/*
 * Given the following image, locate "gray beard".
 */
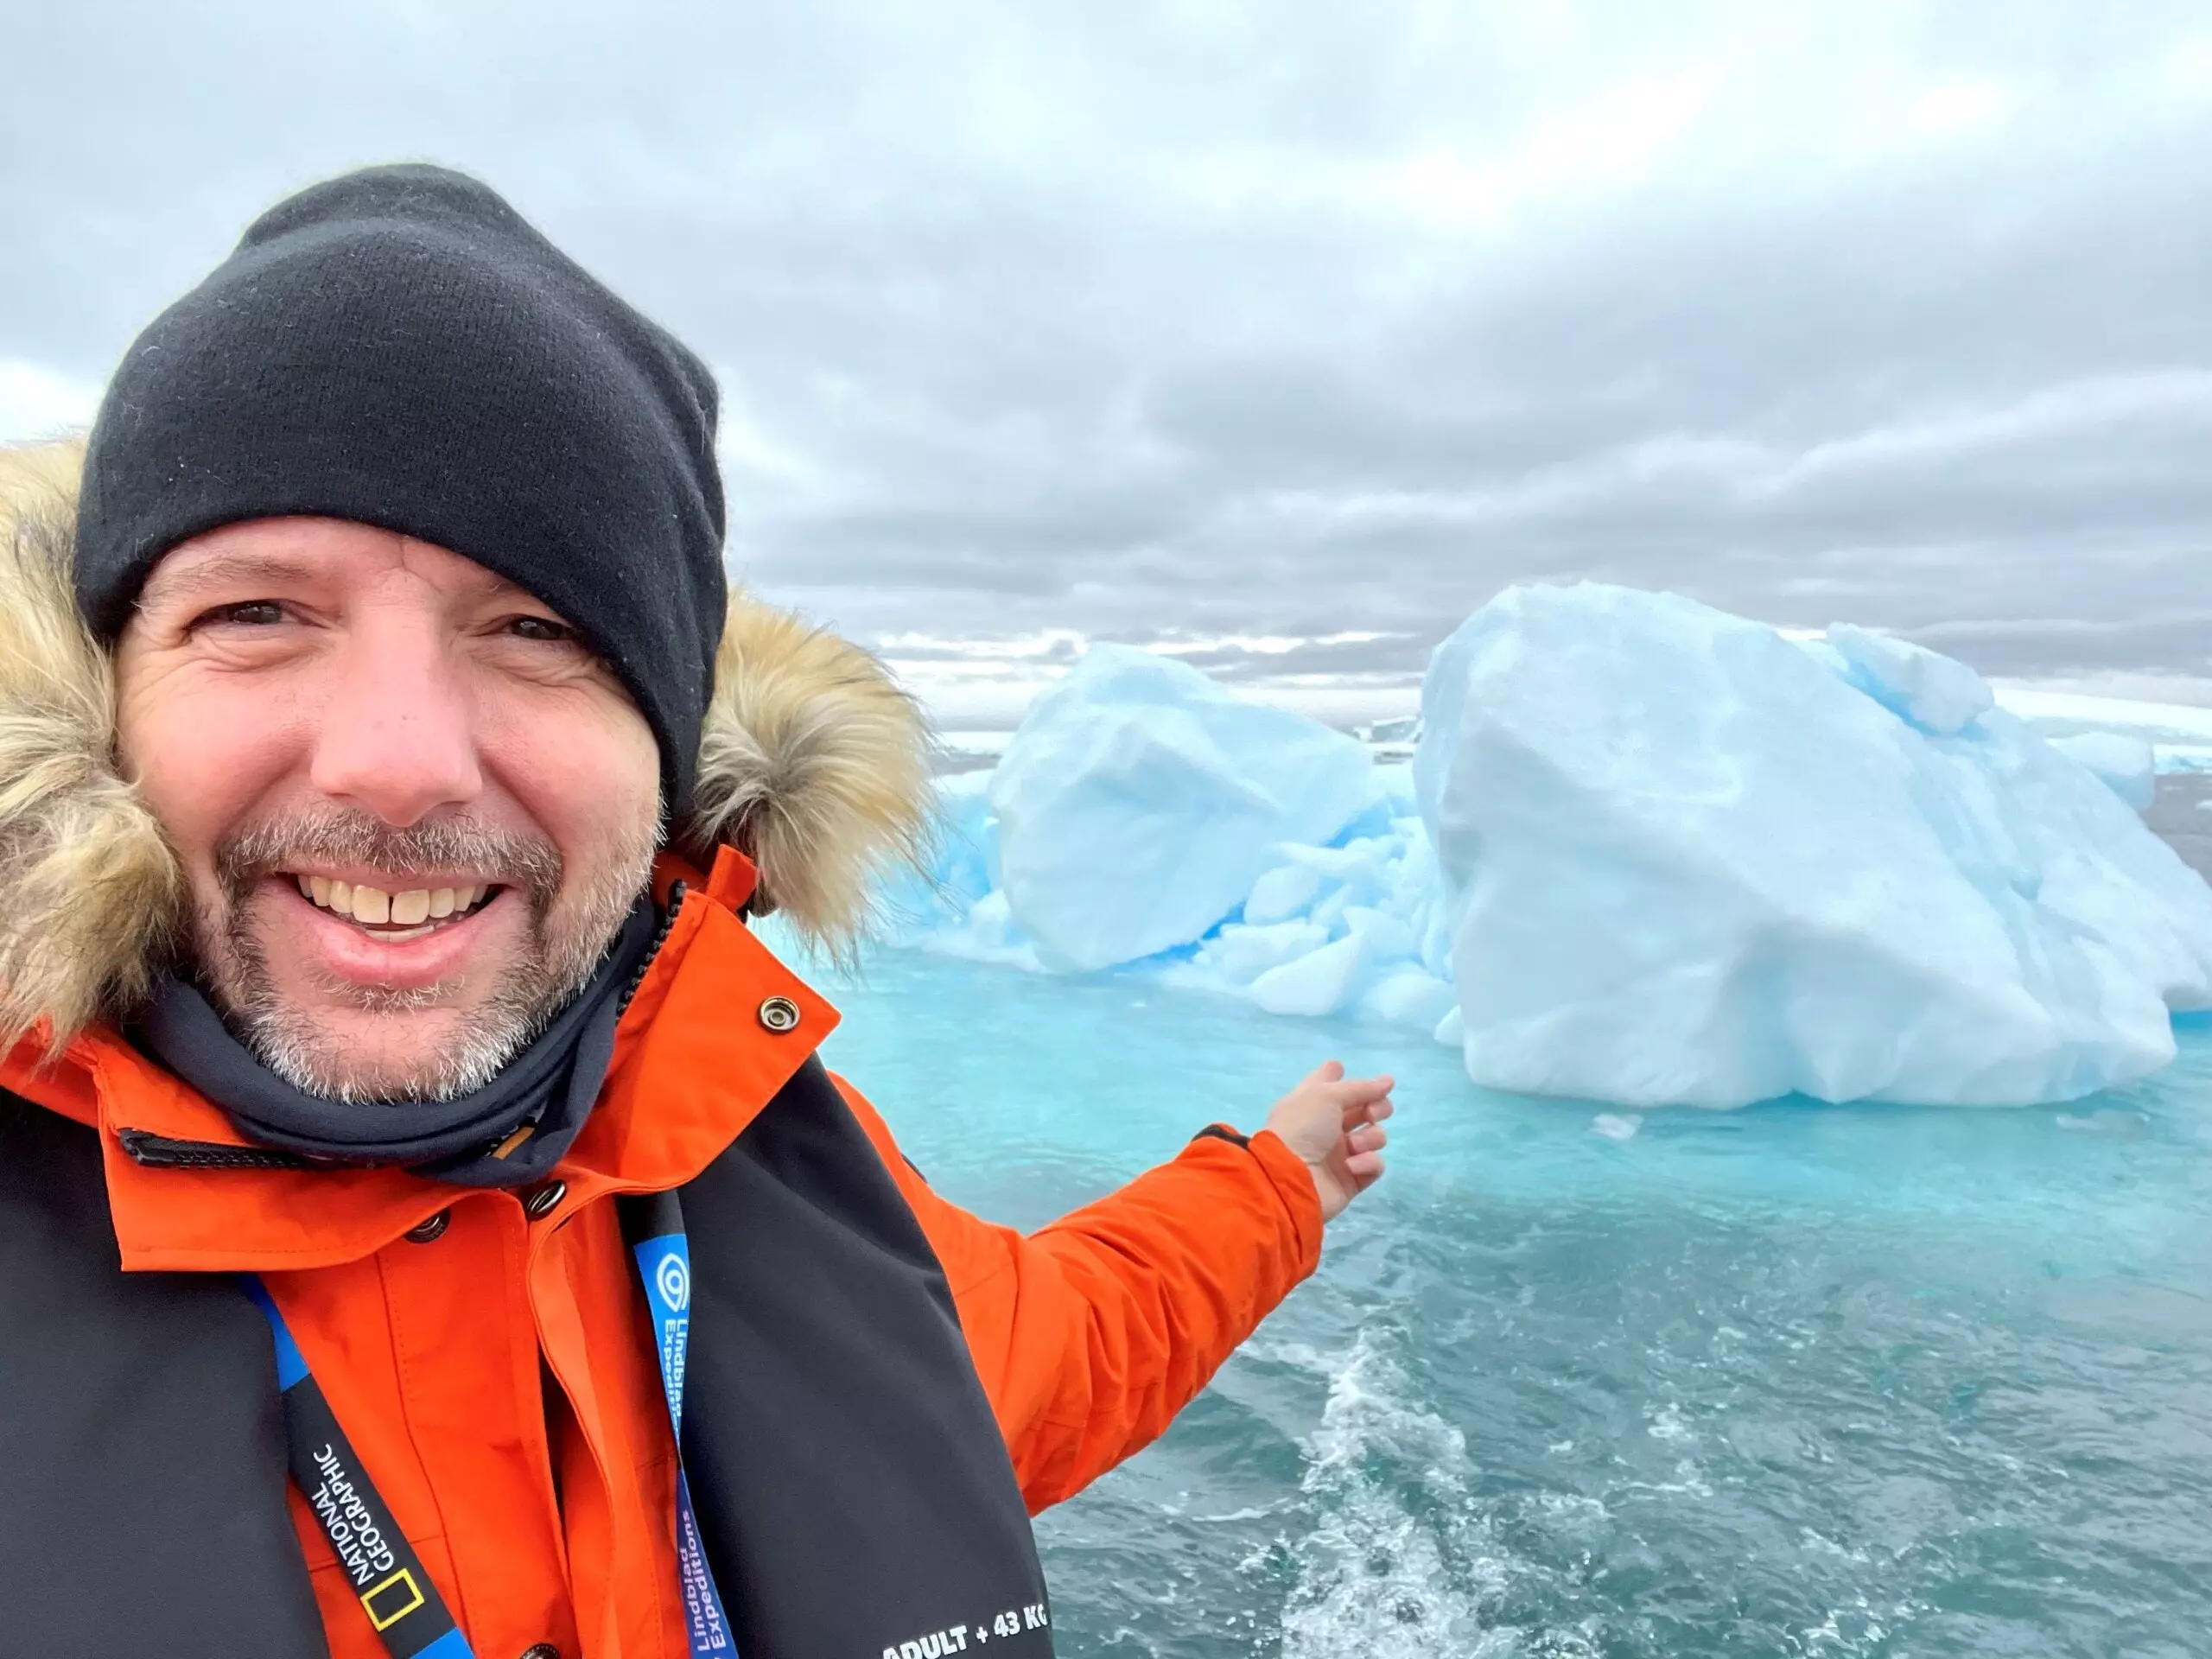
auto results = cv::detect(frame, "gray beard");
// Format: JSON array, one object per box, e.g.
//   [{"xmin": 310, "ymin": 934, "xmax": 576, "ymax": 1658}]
[{"xmin": 197, "ymin": 809, "xmax": 658, "ymax": 1103}]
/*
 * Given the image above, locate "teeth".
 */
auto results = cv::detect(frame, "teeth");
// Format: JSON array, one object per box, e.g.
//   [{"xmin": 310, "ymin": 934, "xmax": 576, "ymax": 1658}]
[{"xmin": 296, "ymin": 875, "xmax": 493, "ymax": 925}]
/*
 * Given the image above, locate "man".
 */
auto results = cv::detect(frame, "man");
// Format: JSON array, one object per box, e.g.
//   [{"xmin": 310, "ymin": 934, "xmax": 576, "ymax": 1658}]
[{"xmin": 0, "ymin": 165, "xmax": 1392, "ymax": 1659}]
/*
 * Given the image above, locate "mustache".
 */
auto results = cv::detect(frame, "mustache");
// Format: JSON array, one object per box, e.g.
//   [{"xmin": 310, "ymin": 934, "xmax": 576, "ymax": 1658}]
[{"xmin": 212, "ymin": 809, "xmax": 564, "ymax": 917}]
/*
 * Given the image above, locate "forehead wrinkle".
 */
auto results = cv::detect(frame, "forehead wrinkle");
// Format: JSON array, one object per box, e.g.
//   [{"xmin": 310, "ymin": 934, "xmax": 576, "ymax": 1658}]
[{"xmin": 393, "ymin": 534, "xmax": 530, "ymax": 605}]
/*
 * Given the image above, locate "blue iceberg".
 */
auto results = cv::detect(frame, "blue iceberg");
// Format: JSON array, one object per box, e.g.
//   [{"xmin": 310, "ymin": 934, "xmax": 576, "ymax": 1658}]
[
  {"xmin": 891, "ymin": 587, "xmax": 2212, "ymax": 1110},
  {"xmin": 986, "ymin": 646, "xmax": 1375, "ymax": 971},
  {"xmin": 1416, "ymin": 584, "xmax": 2212, "ymax": 1108}
]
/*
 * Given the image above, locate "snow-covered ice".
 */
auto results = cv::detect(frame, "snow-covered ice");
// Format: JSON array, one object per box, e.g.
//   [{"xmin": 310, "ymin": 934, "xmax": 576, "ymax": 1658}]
[{"xmin": 891, "ymin": 587, "xmax": 2212, "ymax": 1111}]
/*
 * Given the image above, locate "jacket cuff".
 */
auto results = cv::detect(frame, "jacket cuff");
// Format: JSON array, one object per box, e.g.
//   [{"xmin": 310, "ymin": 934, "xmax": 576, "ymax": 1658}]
[{"xmin": 1187, "ymin": 1123, "xmax": 1324, "ymax": 1276}]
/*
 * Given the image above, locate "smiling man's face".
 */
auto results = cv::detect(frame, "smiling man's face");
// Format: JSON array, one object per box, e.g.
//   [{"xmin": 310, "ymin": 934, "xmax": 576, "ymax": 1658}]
[{"xmin": 115, "ymin": 517, "xmax": 663, "ymax": 1103}]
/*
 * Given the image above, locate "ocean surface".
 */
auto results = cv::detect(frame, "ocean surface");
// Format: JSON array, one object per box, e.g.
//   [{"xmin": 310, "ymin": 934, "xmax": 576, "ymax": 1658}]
[{"xmin": 812, "ymin": 945, "xmax": 2212, "ymax": 1659}]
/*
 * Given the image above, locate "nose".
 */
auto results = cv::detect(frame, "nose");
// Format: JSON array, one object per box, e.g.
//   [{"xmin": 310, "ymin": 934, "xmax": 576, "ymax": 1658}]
[{"xmin": 307, "ymin": 610, "xmax": 484, "ymax": 827}]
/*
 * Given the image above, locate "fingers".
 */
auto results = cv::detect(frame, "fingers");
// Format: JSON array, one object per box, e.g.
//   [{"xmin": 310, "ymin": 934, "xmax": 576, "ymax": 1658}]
[
  {"xmin": 1343, "ymin": 1149, "xmax": 1385, "ymax": 1185},
  {"xmin": 1342, "ymin": 1092, "xmax": 1394, "ymax": 1129},
  {"xmin": 1346, "ymin": 1120, "xmax": 1388, "ymax": 1155},
  {"xmin": 1304, "ymin": 1064, "xmax": 1390, "ymax": 1099}
]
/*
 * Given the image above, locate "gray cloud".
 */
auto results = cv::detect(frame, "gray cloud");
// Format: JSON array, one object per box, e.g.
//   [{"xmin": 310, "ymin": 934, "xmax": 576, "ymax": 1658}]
[{"xmin": 8, "ymin": 1, "xmax": 2212, "ymax": 721}]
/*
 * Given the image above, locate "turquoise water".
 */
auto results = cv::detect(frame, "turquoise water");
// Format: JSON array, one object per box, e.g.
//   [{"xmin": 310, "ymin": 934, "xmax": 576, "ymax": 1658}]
[{"xmin": 812, "ymin": 947, "xmax": 2212, "ymax": 1658}]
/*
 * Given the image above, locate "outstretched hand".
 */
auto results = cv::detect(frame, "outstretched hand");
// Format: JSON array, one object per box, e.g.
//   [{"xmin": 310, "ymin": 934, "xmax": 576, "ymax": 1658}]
[{"xmin": 1261, "ymin": 1060, "xmax": 1394, "ymax": 1223}]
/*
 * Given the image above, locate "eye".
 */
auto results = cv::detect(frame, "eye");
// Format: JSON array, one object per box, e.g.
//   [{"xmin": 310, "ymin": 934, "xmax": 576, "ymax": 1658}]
[
  {"xmin": 193, "ymin": 600, "xmax": 287, "ymax": 628},
  {"xmin": 504, "ymin": 614, "xmax": 578, "ymax": 644}
]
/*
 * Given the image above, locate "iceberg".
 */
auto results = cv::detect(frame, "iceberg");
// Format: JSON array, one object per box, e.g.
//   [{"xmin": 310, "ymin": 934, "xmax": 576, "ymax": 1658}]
[
  {"xmin": 987, "ymin": 646, "xmax": 1375, "ymax": 971},
  {"xmin": 2049, "ymin": 732, "xmax": 2158, "ymax": 813},
  {"xmin": 886, "ymin": 591, "xmax": 2212, "ymax": 1112},
  {"xmin": 1416, "ymin": 583, "xmax": 2212, "ymax": 1109}
]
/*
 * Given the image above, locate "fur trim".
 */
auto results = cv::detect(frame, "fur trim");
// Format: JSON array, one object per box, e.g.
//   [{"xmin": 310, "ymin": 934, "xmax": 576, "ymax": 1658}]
[
  {"xmin": 0, "ymin": 438, "xmax": 181, "ymax": 1052},
  {"xmin": 0, "ymin": 437, "xmax": 932, "ymax": 1047},
  {"xmin": 688, "ymin": 600, "xmax": 936, "ymax": 961}
]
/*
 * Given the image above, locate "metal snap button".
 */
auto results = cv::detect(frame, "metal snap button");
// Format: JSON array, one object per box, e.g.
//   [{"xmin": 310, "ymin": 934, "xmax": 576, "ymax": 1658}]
[
  {"xmin": 758, "ymin": 995, "xmax": 802, "ymax": 1033},
  {"xmin": 522, "ymin": 1180, "xmax": 567, "ymax": 1221},
  {"xmin": 403, "ymin": 1209, "xmax": 450, "ymax": 1244},
  {"xmin": 518, "ymin": 1645, "xmax": 563, "ymax": 1659}
]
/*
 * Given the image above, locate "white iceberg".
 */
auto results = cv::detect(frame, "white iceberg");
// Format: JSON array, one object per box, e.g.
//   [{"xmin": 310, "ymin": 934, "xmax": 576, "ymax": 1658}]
[
  {"xmin": 1193, "ymin": 918, "xmax": 1332, "ymax": 985},
  {"xmin": 1416, "ymin": 583, "xmax": 2212, "ymax": 1109},
  {"xmin": 1249, "ymin": 931, "xmax": 1366, "ymax": 1017},
  {"xmin": 988, "ymin": 645, "xmax": 1375, "ymax": 971}
]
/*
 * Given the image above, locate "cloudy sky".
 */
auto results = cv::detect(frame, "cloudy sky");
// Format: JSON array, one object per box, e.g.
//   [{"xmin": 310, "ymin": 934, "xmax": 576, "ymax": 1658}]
[{"xmin": 8, "ymin": 2, "xmax": 2212, "ymax": 726}]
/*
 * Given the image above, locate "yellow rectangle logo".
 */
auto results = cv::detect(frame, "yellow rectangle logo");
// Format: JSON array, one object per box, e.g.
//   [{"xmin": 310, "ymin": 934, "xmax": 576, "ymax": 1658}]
[{"xmin": 362, "ymin": 1567, "xmax": 426, "ymax": 1630}]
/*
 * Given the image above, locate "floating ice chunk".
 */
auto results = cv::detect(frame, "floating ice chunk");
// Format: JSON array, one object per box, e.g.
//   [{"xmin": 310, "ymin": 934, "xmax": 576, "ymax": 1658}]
[
  {"xmin": 989, "ymin": 646, "xmax": 1373, "ymax": 971},
  {"xmin": 1591, "ymin": 1114, "xmax": 1642, "ymax": 1141},
  {"xmin": 1250, "ymin": 933, "xmax": 1365, "ymax": 1017},
  {"xmin": 1360, "ymin": 964, "xmax": 1456, "ymax": 1029},
  {"xmin": 1417, "ymin": 582, "xmax": 2212, "ymax": 1109},
  {"xmin": 2050, "ymin": 732, "xmax": 2158, "ymax": 813},
  {"xmin": 1196, "ymin": 919, "xmax": 1332, "ymax": 985},
  {"xmin": 1432, "ymin": 1004, "xmax": 1464, "ymax": 1046},
  {"xmin": 1826, "ymin": 623, "xmax": 1994, "ymax": 736},
  {"xmin": 1243, "ymin": 862, "xmax": 1328, "ymax": 926}
]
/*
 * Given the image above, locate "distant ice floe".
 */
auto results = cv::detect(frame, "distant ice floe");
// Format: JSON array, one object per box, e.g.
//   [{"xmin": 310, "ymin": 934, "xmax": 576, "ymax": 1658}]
[{"xmin": 889, "ymin": 583, "xmax": 2212, "ymax": 1110}]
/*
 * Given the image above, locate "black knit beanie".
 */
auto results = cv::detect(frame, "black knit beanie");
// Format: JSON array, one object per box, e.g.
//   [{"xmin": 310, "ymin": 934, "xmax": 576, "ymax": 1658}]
[{"xmin": 76, "ymin": 163, "xmax": 728, "ymax": 814}]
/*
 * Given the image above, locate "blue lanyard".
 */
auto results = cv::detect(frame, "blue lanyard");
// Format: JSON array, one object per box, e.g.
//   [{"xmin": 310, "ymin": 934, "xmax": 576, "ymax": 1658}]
[
  {"xmin": 248, "ymin": 1189, "xmax": 738, "ymax": 1659},
  {"xmin": 624, "ymin": 1189, "xmax": 739, "ymax": 1656},
  {"xmin": 245, "ymin": 1275, "xmax": 475, "ymax": 1659}
]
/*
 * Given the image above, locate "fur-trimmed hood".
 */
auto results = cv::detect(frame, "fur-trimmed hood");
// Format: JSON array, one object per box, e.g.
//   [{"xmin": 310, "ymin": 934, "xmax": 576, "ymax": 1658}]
[{"xmin": 0, "ymin": 437, "xmax": 933, "ymax": 1051}]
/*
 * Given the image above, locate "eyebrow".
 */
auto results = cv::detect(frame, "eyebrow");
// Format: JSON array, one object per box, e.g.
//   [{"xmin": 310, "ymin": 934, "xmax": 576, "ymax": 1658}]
[
  {"xmin": 135, "ymin": 552, "xmax": 328, "ymax": 612},
  {"xmin": 135, "ymin": 548, "xmax": 530, "ymax": 612}
]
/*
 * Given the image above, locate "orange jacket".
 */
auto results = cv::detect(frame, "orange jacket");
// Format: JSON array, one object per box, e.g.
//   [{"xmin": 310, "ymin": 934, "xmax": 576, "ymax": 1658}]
[{"xmin": 0, "ymin": 849, "xmax": 1322, "ymax": 1659}]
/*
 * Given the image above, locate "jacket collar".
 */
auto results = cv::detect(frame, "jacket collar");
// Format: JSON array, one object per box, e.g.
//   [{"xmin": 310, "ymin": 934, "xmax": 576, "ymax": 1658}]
[{"xmin": 0, "ymin": 848, "xmax": 841, "ymax": 1272}]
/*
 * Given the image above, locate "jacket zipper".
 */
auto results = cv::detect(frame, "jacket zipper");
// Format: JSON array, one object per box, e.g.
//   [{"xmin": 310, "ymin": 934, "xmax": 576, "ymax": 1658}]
[
  {"xmin": 616, "ymin": 880, "xmax": 687, "ymax": 1020},
  {"xmin": 114, "ymin": 1129, "xmax": 313, "ymax": 1170}
]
